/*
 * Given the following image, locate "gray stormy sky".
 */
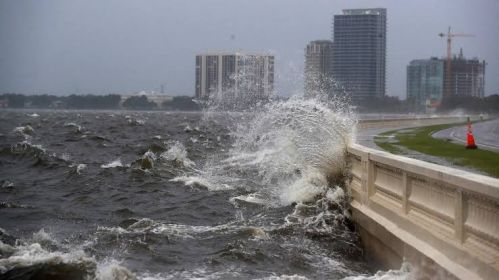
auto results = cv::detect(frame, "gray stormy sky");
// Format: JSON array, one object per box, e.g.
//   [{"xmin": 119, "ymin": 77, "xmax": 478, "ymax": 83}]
[{"xmin": 1, "ymin": 0, "xmax": 498, "ymax": 98}]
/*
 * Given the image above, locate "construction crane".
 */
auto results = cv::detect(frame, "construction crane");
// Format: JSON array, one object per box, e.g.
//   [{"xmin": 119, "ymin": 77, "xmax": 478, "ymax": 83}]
[{"xmin": 438, "ymin": 26, "xmax": 474, "ymax": 98}]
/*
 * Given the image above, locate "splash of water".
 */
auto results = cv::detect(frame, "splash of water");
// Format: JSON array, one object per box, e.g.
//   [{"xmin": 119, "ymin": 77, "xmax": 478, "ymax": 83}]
[{"xmin": 186, "ymin": 95, "xmax": 356, "ymax": 206}]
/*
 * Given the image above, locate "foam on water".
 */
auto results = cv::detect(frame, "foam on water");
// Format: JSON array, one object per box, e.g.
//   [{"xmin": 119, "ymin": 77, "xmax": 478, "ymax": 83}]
[
  {"xmin": 170, "ymin": 175, "xmax": 231, "ymax": 190},
  {"xmin": 0, "ymin": 230, "xmax": 94, "ymax": 274},
  {"xmin": 343, "ymin": 262, "xmax": 413, "ymax": 280},
  {"xmin": 0, "ymin": 228, "xmax": 136, "ymax": 279},
  {"xmin": 95, "ymin": 259, "xmax": 136, "ymax": 280},
  {"xmin": 13, "ymin": 126, "xmax": 35, "ymax": 140},
  {"xmin": 101, "ymin": 159, "xmax": 125, "ymax": 169},
  {"xmin": 76, "ymin": 163, "xmax": 87, "ymax": 174},
  {"xmin": 96, "ymin": 217, "xmax": 268, "ymax": 241}
]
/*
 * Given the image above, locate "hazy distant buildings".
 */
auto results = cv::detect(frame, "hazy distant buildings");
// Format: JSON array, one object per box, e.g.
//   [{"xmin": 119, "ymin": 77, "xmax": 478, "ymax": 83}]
[
  {"xmin": 407, "ymin": 58, "xmax": 444, "ymax": 111},
  {"xmin": 120, "ymin": 91, "xmax": 174, "ymax": 108},
  {"xmin": 407, "ymin": 50, "xmax": 485, "ymax": 111},
  {"xmin": 195, "ymin": 52, "xmax": 274, "ymax": 102},
  {"xmin": 331, "ymin": 8, "xmax": 386, "ymax": 100},
  {"xmin": 304, "ymin": 40, "xmax": 334, "ymax": 97},
  {"xmin": 445, "ymin": 50, "xmax": 485, "ymax": 98}
]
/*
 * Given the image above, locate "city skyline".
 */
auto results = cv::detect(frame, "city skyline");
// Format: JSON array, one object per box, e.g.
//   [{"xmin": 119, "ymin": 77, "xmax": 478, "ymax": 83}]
[{"xmin": 1, "ymin": 0, "xmax": 498, "ymax": 98}]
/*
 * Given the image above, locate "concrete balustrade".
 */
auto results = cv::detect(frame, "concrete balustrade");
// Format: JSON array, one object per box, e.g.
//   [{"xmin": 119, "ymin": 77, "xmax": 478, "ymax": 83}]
[{"xmin": 347, "ymin": 143, "xmax": 499, "ymax": 279}]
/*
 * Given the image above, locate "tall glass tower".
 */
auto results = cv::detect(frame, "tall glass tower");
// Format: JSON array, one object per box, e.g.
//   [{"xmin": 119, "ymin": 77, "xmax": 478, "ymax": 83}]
[
  {"xmin": 304, "ymin": 40, "xmax": 334, "ymax": 97},
  {"xmin": 331, "ymin": 8, "xmax": 386, "ymax": 100},
  {"xmin": 407, "ymin": 58, "xmax": 444, "ymax": 112}
]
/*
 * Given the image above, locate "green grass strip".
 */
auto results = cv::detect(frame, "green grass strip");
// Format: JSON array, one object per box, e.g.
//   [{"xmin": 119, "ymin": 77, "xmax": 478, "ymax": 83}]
[{"xmin": 374, "ymin": 122, "xmax": 499, "ymax": 178}]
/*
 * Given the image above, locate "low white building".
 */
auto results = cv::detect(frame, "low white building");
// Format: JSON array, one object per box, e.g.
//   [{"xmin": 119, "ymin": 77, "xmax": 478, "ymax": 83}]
[{"xmin": 120, "ymin": 91, "xmax": 174, "ymax": 108}]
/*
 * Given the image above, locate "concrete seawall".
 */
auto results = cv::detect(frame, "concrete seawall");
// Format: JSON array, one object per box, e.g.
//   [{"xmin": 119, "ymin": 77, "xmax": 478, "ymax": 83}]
[{"xmin": 346, "ymin": 144, "xmax": 499, "ymax": 279}]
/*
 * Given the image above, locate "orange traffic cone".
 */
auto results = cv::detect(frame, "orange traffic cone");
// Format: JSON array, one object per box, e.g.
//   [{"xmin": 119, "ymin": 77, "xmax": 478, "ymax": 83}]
[{"xmin": 466, "ymin": 122, "xmax": 477, "ymax": 149}]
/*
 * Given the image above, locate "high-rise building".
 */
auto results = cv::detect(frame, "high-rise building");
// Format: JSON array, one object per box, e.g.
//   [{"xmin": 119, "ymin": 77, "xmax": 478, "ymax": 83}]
[
  {"xmin": 331, "ymin": 8, "xmax": 386, "ymax": 100},
  {"xmin": 304, "ymin": 40, "xmax": 334, "ymax": 97},
  {"xmin": 195, "ymin": 52, "xmax": 274, "ymax": 102},
  {"xmin": 406, "ymin": 58, "xmax": 444, "ymax": 111},
  {"xmin": 444, "ymin": 50, "xmax": 485, "ymax": 98},
  {"xmin": 406, "ymin": 51, "xmax": 485, "ymax": 112}
]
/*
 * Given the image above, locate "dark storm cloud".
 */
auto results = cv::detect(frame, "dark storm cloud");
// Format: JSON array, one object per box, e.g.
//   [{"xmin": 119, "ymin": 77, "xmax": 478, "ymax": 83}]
[{"xmin": 1, "ymin": 0, "xmax": 498, "ymax": 97}]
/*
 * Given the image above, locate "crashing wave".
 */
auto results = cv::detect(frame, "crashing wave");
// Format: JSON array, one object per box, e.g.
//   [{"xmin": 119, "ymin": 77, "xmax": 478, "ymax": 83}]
[{"xmin": 185, "ymin": 96, "xmax": 356, "ymax": 206}]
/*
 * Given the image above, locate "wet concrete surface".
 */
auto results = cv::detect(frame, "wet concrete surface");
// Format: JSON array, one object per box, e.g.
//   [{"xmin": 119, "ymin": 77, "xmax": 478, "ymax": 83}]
[
  {"xmin": 432, "ymin": 118, "xmax": 499, "ymax": 152},
  {"xmin": 355, "ymin": 121, "xmax": 489, "ymax": 175}
]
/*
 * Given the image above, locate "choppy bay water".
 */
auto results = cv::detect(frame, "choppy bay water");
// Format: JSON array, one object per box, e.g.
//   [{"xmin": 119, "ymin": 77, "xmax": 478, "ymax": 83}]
[{"xmin": 0, "ymin": 98, "xmax": 411, "ymax": 279}]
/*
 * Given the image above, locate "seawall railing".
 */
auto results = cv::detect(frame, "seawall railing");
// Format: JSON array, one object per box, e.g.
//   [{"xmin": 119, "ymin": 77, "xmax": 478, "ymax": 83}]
[{"xmin": 347, "ymin": 143, "xmax": 499, "ymax": 279}]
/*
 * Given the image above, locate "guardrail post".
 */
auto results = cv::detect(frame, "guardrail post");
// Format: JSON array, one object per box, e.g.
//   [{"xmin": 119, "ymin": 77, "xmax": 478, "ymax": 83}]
[
  {"xmin": 455, "ymin": 189, "xmax": 464, "ymax": 244},
  {"xmin": 366, "ymin": 154, "xmax": 374, "ymax": 201},
  {"xmin": 402, "ymin": 171, "xmax": 409, "ymax": 214},
  {"xmin": 360, "ymin": 154, "xmax": 368, "ymax": 205}
]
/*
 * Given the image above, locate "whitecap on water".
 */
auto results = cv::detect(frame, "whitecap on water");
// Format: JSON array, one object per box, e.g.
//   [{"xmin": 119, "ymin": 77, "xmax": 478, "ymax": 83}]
[
  {"xmin": 259, "ymin": 275, "xmax": 310, "ymax": 280},
  {"xmin": 101, "ymin": 159, "xmax": 124, "ymax": 169},
  {"xmin": 69, "ymin": 163, "xmax": 87, "ymax": 174},
  {"xmin": 126, "ymin": 115, "xmax": 145, "ymax": 126},
  {"xmin": 0, "ymin": 228, "xmax": 135, "ymax": 279},
  {"xmin": 144, "ymin": 265, "xmax": 242, "ymax": 280},
  {"xmin": 0, "ymin": 237, "xmax": 93, "ymax": 275},
  {"xmin": 160, "ymin": 141, "xmax": 195, "ymax": 168},
  {"xmin": 64, "ymin": 122, "xmax": 83, "ymax": 133},
  {"xmin": 13, "ymin": 125, "xmax": 35, "ymax": 138},
  {"xmin": 10, "ymin": 140, "xmax": 46, "ymax": 155},
  {"xmin": 170, "ymin": 175, "xmax": 231, "ymax": 191},
  {"xmin": 229, "ymin": 193, "xmax": 268, "ymax": 205}
]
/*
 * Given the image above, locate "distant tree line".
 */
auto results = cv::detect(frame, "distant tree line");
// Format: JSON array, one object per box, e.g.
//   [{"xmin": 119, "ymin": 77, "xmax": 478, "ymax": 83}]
[
  {"xmin": 122, "ymin": 96, "xmax": 156, "ymax": 110},
  {"xmin": 355, "ymin": 95, "xmax": 499, "ymax": 114},
  {"xmin": 162, "ymin": 96, "xmax": 200, "ymax": 111},
  {"xmin": 2, "ymin": 93, "xmax": 497, "ymax": 113},
  {"xmin": 355, "ymin": 96, "xmax": 412, "ymax": 113},
  {"xmin": 0, "ymin": 93, "xmax": 201, "ymax": 111},
  {"xmin": 66, "ymin": 94, "xmax": 121, "ymax": 109},
  {"xmin": 437, "ymin": 95, "xmax": 499, "ymax": 113}
]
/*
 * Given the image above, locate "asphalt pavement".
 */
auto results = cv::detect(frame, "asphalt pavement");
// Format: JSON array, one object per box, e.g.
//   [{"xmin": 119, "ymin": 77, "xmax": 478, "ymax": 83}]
[{"xmin": 432, "ymin": 118, "xmax": 499, "ymax": 153}]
